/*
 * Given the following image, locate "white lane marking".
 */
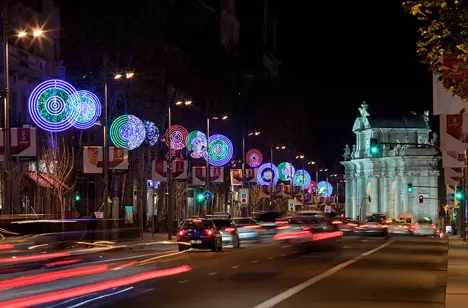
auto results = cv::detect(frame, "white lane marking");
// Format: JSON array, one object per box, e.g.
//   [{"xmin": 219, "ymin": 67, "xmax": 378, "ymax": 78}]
[
  {"xmin": 232, "ymin": 265, "xmax": 240, "ymax": 268},
  {"xmin": 208, "ymin": 272, "xmax": 217, "ymax": 275},
  {"xmin": 281, "ymin": 254, "xmax": 286, "ymax": 257},
  {"xmin": 268, "ymin": 257, "xmax": 274, "ymax": 260},
  {"xmin": 282, "ymin": 245, "xmax": 291, "ymax": 249},
  {"xmin": 178, "ymin": 280, "xmax": 190, "ymax": 284},
  {"xmin": 342, "ymin": 246, "xmax": 352, "ymax": 249},
  {"xmin": 138, "ymin": 249, "xmax": 190, "ymax": 265},
  {"xmin": 251, "ymin": 260, "xmax": 259, "ymax": 263},
  {"xmin": 253, "ymin": 240, "xmax": 393, "ymax": 308}
]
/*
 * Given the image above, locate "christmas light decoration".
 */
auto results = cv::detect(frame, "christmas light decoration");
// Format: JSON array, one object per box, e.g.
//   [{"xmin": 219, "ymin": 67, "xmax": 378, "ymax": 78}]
[
  {"xmin": 277, "ymin": 162, "xmax": 295, "ymax": 182},
  {"xmin": 144, "ymin": 121, "xmax": 159, "ymax": 146},
  {"xmin": 165, "ymin": 125, "xmax": 188, "ymax": 150},
  {"xmin": 28, "ymin": 79, "xmax": 77, "ymax": 132},
  {"xmin": 293, "ymin": 169, "xmax": 311, "ymax": 189},
  {"xmin": 257, "ymin": 163, "xmax": 279, "ymax": 185},
  {"xmin": 110, "ymin": 114, "xmax": 146, "ymax": 150},
  {"xmin": 317, "ymin": 181, "xmax": 333, "ymax": 197},
  {"xmin": 246, "ymin": 149, "xmax": 263, "ymax": 168},
  {"xmin": 203, "ymin": 134, "xmax": 233, "ymax": 166},
  {"xmin": 68, "ymin": 90, "xmax": 101, "ymax": 129},
  {"xmin": 187, "ymin": 130, "xmax": 207, "ymax": 159}
]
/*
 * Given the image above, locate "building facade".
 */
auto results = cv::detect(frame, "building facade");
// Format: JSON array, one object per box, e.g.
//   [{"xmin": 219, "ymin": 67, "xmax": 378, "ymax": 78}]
[{"xmin": 341, "ymin": 102, "xmax": 439, "ymax": 221}]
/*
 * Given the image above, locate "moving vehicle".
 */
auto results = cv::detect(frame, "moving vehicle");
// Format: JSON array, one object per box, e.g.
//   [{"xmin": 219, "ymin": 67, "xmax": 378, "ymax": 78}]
[
  {"xmin": 355, "ymin": 216, "xmax": 389, "ymax": 237},
  {"xmin": 398, "ymin": 213, "xmax": 414, "ymax": 224},
  {"xmin": 389, "ymin": 220, "xmax": 413, "ymax": 236},
  {"xmin": 252, "ymin": 211, "xmax": 282, "ymax": 236},
  {"xmin": 333, "ymin": 217, "xmax": 358, "ymax": 235},
  {"xmin": 232, "ymin": 217, "xmax": 262, "ymax": 242},
  {"xmin": 274, "ymin": 216, "xmax": 343, "ymax": 245},
  {"xmin": 412, "ymin": 217, "xmax": 437, "ymax": 237},
  {"xmin": 209, "ymin": 215, "xmax": 241, "ymax": 248},
  {"xmin": 177, "ymin": 218, "xmax": 222, "ymax": 252}
]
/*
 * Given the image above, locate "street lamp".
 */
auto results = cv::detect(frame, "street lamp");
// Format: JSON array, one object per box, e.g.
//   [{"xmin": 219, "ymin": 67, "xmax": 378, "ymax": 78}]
[
  {"xmin": 269, "ymin": 145, "xmax": 288, "ymax": 206},
  {"xmin": 242, "ymin": 129, "xmax": 261, "ymax": 216},
  {"xmin": 1, "ymin": 8, "xmax": 45, "ymax": 212},
  {"xmin": 166, "ymin": 100, "xmax": 192, "ymax": 240}
]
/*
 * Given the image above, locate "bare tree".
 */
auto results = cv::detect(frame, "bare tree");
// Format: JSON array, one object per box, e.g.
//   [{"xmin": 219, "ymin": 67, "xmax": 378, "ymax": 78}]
[
  {"xmin": 39, "ymin": 132, "xmax": 82, "ymax": 219},
  {"xmin": 251, "ymin": 185, "xmax": 262, "ymax": 211}
]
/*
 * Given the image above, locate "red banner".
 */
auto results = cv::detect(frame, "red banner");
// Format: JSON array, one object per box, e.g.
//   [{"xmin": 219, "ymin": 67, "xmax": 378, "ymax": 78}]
[
  {"xmin": 230, "ymin": 169, "xmax": 257, "ymax": 185},
  {"xmin": 192, "ymin": 166, "xmax": 224, "ymax": 185},
  {"xmin": 443, "ymin": 56, "xmax": 468, "ymax": 80}
]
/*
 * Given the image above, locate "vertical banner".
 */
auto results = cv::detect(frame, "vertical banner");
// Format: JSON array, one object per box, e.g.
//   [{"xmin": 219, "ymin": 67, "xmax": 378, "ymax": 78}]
[
  {"xmin": 230, "ymin": 169, "xmax": 257, "ymax": 185},
  {"xmin": 192, "ymin": 166, "xmax": 224, "ymax": 186},
  {"xmin": 152, "ymin": 160, "xmax": 188, "ymax": 182},
  {"xmin": 239, "ymin": 188, "xmax": 249, "ymax": 207},
  {"xmin": 11, "ymin": 127, "xmax": 36, "ymax": 157},
  {"xmin": 288, "ymin": 199, "xmax": 295, "ymax": 212}
]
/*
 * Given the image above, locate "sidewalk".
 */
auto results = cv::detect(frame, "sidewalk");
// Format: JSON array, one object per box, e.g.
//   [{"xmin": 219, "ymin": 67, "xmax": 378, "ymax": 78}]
[
  {"xmin": 114, "ymin": 232, "xmax": 178, "ymax": 250},
  {"xmin": 446, "ymin": 236, "xmax": 468, "ymax": 308}
]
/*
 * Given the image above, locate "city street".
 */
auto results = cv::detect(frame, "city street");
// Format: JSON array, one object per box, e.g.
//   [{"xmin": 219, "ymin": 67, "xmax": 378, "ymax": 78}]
[{"xmin": 0, "ymin": 236, "xmax": 445, "ymax": 307}]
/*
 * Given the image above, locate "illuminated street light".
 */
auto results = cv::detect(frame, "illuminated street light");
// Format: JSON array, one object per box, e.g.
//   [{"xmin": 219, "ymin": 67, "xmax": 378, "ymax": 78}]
[
  {"xmin": 33, "ymin": 29, "xmax": 43, "ymax": 37},
  {"xmin": 222, "ymin": 115, "xmax": 228, "ymax": 120},
  {"xmin": 114, "ymin": 74, "xmax": 122, "ymax": 80},
  {"xmin": 212, "ymin": 116, "xmax": 219, "ymax": 120},
  {"xmin": 17, "ymin": 31, "xmax": 27, "ymax": 38},
  {"xmin": 255, "ymin": 132, "xmax": 260, "ymax": 136},
  {"xmin": 125, "ymin": 72, "xmax": 134, "ymax": 79},
  {"xmin": 185, "ymin": 100, "xmax": 192, "ymax": 106},
  {"xmin": 176, "ymin": 101, "xmax": 183, "ymax": 106}
]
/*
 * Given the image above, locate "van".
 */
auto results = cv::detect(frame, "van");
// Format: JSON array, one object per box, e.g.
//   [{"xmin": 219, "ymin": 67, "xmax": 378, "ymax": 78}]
[{"xmin": 398, "ymin": 213, "xmax": 414, "ymax": 224}]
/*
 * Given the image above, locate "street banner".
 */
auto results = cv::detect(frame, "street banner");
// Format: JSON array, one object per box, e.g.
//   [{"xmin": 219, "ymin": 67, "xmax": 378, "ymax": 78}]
[
  {"xmin": 258, "ymin": 185, "xmax": 283, "ymax": 198},
  {"xmin": 282, "ymin": 185, "xmax": 302, "ymax": 197},
  {"xmin": 83, "ymin": 146, "xmax": 129, "ymax": 173},
  {"xmin": 442, "ymin": 56, "xmax": 468, "ymax": 80},
  {"xmin": 295, "ymin": 193, "xmax": 312, "ymax": 205},
  {"xmin": 11, "ymin": 127, "xmax": 36, "ymax": 157},
  {"xmin": 433, "ymin": 75, "xmax": 468, "ymax": 115},
  {"xmin": 192, "ymin": 166, "xmax": 224, "ymax": 186},
  {"xmin": 0, "ymin": 129, "xmax": 4, "ymax": 163},
  {"xmin": 152, "ymin": 159, "xmax": 188, "ymax": 182},
  {"xmin": 125, "ymin": 206, "xmax": 133, "ymax": 224},
  {"xmin": 230, "ymin": 169, "xmax": 257, "ymax": 185},
  {"xmin": 239, "ymin": 188, "xmax": 249, "ymax": 207}
]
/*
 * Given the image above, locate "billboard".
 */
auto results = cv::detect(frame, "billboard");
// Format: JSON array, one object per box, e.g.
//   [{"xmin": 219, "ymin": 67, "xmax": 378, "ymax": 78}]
[
  {"xmin": 83, "ymin": 146, "xmax": 128, "ymax": 173},
  {"xmin": 11, "ymin": 127, "xmax": 36, "ymax": 157}
]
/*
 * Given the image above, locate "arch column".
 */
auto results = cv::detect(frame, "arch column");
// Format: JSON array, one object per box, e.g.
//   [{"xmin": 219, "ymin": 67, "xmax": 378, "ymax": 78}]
[{"xmin": 370, "ymin": 175, "xmax": 379, "ymax": 213}]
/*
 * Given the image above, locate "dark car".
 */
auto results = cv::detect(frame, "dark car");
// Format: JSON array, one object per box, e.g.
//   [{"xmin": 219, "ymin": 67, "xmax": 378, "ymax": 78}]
[
  {"xmin": 177, "ymin": 219, "xmax": 223, "ymax": 252},
  {"xmin": 355, "ymin": 216, "xmax": 389, "ymax": 237},
  {"xmin": 211, "ymin": 218, "xmax": 241, "ymax": 248}
]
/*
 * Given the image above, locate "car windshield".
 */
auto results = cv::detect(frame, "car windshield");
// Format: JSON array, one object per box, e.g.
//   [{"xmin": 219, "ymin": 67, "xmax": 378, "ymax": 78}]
[
  {"xmin": 212, "ymin": 219, "xmax": 232, "ymax": 227},
  {"xmin": 288, "ymin": 218, "xmax": 323, "ymax": 225},
  {"xmin": 182, "ymin": 220, "xmax": 213, "ymax": 229},
  {"xmin": 233, "ymin": 218, "xmax": 256, "ymax": 225},
  {"xmin": 418, "ymin": 218, "xmax": 433, "ymax": 224}
]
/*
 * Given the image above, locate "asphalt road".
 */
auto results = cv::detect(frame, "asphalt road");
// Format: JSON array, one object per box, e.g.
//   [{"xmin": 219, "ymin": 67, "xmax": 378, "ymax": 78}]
[
  {"xmin": 0, "ymin": 236, "xmax": 447, "ymax": 308},
  {"xmin": 74, "ymin": 236, "xmax": 446, "ymax": 308}
]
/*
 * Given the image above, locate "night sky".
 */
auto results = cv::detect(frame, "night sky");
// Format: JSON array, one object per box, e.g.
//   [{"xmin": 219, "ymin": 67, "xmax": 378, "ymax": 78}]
[{"xmin": 55, "ymin": 0, "xmax": 432, "ymax": 171}]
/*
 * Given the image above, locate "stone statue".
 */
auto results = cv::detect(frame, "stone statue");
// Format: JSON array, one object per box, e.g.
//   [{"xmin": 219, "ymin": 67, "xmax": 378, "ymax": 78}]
[
  {"xmin": 358, "ymin": 101, "xmax": 370, "ymax": 117},
  {"xmin": 431, "ymin": 132, "xmax": 439, "ymax": 147},
  {"xmin": 418, "ymin": 135, "xmax": 429, "ymax": 145},
  {"xmin": 351, "ymin": 144, "xmax": 356, "ymax": 159},
  {"xmin": 394, "ymin": 138, "xmax": 402, "ymax": 155},
  {"xmin": 404, "ymin": 135, "xmax": 410, "ymax": 144},
  {"xmin": 343, "ymin": 144, "xmax": 351, "ymax": 161}
]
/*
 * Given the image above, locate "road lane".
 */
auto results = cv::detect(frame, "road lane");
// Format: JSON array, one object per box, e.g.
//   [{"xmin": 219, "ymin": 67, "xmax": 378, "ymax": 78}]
[{"xmin": 271, "ymin": 237, "xmax": 447, "ymax": 308}]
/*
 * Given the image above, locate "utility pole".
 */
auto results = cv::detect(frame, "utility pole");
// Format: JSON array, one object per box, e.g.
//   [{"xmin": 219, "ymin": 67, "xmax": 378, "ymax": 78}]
[
  {"xmin": 102, "ymin": 57, "xmax": 109, "ymax": 221},
  {"xmin": 2, "ymin": 3, "xmax": 10, "ymax": 214},
  {"xmin": 167, "ymin": 105, "xmax": 173, "ymax": 240},
  {"xmin": 205, "ymin": 106, "xmax": 210, "ymax": 215},
  {"xmin": 269, "ymin": 146, "xmax": 273, "ymax": 208}
]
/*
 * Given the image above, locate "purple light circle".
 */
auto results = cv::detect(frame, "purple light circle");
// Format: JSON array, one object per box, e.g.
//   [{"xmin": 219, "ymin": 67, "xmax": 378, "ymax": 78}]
[
  {"xmin": 28, "ymin": 79, "xmax": 77, "ymax": 132},
  {"xmin": 202, "ymin": 134, "xmax": 234, "ymax": 166},
  {"xmin": 256, "ymin": 162, "xmax": 279, "ymax": 185}
]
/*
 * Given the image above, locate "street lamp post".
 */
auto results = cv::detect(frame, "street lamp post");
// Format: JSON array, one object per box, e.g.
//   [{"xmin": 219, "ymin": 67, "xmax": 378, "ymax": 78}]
[
  {"xmin": 269, "ymin": 145, "xmax": 286, "ymax": 208},
  {"xmin": 242, "ymin": 130, "xmax": 260, "ymax": 216}
]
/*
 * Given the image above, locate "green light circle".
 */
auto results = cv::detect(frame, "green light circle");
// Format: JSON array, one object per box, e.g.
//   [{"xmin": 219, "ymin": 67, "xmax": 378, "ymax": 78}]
[
  {"xmin": 277, "ymin": 162, "xmax": 295, "ymax": 181},
  {"xmin": 38, "ymin": 88, "xmax": 70, "ymax": 123},
  {"xmin": 110, "ymin": 115, "xmax": 129, "ymax": 148},
  {"xmin": 208, "ymin": 140, "xmax": 228, "ymax": 161}
]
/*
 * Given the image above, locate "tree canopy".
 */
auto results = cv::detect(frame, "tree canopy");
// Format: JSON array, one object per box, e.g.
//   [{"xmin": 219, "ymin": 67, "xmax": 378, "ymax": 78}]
[{"xmin": 403, "ymin": 0, "xmax": 468, "ymax": 100}]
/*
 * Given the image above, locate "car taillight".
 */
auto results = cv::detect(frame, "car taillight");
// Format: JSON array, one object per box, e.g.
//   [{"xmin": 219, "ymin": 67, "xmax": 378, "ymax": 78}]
[
  {"xmin": 225, "ymin": 227, "xmax": 235, "ymax": 232},
  {"xmin": 276, "ymin": 226, "xmax": 289, "ymax": 230},
  {"xmin": 275, "ymin": 220, "xmax": 288, "ymax": 225},
  {"xmin": 360, "ymin": 224, "xmax": 368, "ymax": 228},
  {"xmin": 432, "ymin": 224, "xmax": 436, "ymax": 230},
  {"xmin": 245, "ymin": 225, "xmax": 260, "ymax": 229},
  {"xmin": 332, "ymin": 220, "xmax": 341, "ymax": 224},
  {"xmin": 178, "ymin": 230, "xmax": 185, "ymax": 236},
  {"xmin": 205, "ymin": 229, "xmax": 213, "ymax": 236}
]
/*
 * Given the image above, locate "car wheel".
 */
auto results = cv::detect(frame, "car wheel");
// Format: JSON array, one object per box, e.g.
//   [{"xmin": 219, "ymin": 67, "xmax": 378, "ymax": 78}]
[
  {"xmin": 211, "ymin": 243, "xmax": 217, "ymax": 252},
  {"xmin": 217, "ymin": 243, "xmax": 223, "ymax": 252},
  {"xmin": 178, "ymin": 244, "xmax": 187, "ymax": 252}
]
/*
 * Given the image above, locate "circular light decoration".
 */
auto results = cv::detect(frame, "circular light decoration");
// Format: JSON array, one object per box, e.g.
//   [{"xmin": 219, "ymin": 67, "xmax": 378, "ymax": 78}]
[
  {"xmin": 186, "ymin": 130, "xmax": 207, "ymax": 159},
  {"xmin": 246, "ymin": 149, "xmax": 263, "ymax": 168},
  {"xmin": 110, "ymin": 114, "xmax": 146, "ymax": 150},
  {"xmin": 277, "ymin": 162, "xmax": 295, "ymax": 182},
  {"xmin": 256, "ymin": 163, "xmax": 279, "ymax": 185},
  {"xmin": 68, "ymin": 90, "xmax": 101, "ymax": 129},
  {"xmin": 293, "ymin": 169, "xmax": 311, "ymax": 189},
  {"xmin": 317, "ymin": 181, "xmax": 333, "ymax": 197},
  {"xmin": 144, "ymin": 121, "xmax": 159, "ymax": 146},
  {"xmin": 165, "ymin": 125, "xmax": 188, "ymax": 151},
  {"xmin": 28, "ymin": 79, "xmax": 77, "ymax": 132},
  {"xmin": 203, "ymin": 134, "xmax": 234, "ymax": 166},
  {"xmin": 307, "ymin": 181, "xmax": 317, "ymax": 193}
]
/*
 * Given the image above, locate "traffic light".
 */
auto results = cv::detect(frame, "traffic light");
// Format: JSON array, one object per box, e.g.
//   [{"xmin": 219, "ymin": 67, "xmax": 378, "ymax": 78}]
[
  {"xmin": 196, "ymin": 188, "xmax": 205, "ymax": 202},
  {"xmin": 407, "ymin": 183, "xmax": 413, "ymax": 193},
  {"xmin": 419, "ymin": 195, "xmax": 424, "ymax": 203},
  {"xmin": 75, "ymin": 192, "xmax": 81, "ymax": 201},
  {"xmin": 370, "ymin": 138, "xmax": 380, "ymax": 157},
  {"xmin": 456, "ymin": 187, "xmax": 464, "ymax": 200}
]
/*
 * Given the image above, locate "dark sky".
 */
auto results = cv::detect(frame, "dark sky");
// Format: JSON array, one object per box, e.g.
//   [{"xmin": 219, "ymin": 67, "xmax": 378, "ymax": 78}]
[
  {"xmin": 275, "ymin": 0, "xmax": 432, "ymax": 169},
  {"xmin": 55, "ymin": 0, "xmax": 432, "ymax": 170}
]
